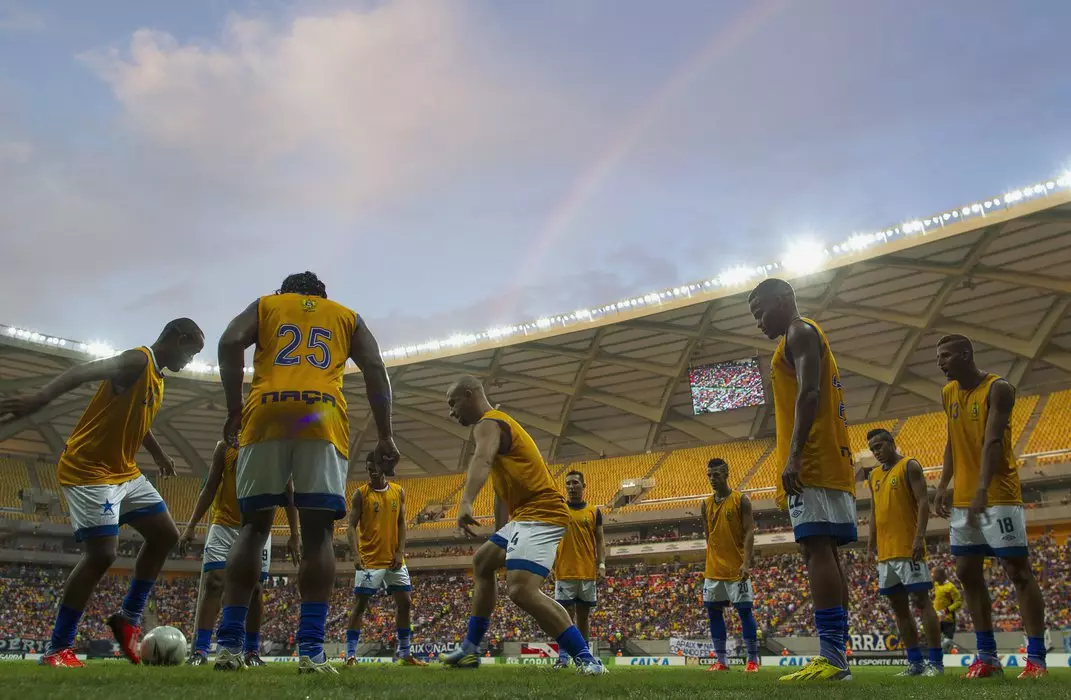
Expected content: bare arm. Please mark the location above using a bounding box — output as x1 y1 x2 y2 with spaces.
867 473 879 558
906 459 930 557
348 490 364 567
184 442 227 533
218 300 258 416
595 508 606 570
142 431 168 464
395 488 407 563
700 500 709 540
349 316 393 442
284 480 300 562
785 321 823 466
740 495 755 569
461 420 499 506
979 380 1015 494
937 434 953 491
493 494 509 531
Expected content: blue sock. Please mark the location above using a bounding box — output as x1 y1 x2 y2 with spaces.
121 579 154 626
297 602 328 661
975 630 997 663
462 616 490 655
216 605 248 652
906 646 923 667
706 603 727 665
815 607 847 669
841 608 850 653
556 625 595 664
194 628 212 654
736 604 759 662
346 629 361 658
244 631 260 654
50 604 83 651
1026 636 1046 667
928 647 944 669
558 643 571 664
397 628 412 658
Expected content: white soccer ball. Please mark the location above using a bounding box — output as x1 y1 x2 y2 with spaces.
139 625 188 666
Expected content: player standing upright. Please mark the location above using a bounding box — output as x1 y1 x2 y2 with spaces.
865 429 943 676
178 440 300 666
934 334 1047 679
214 271 398 673
0 319 204 667
439 376 605 675
748 279 855 682
552 470 605 669
700 458 759 673
344 453 426 666
932 567 962 652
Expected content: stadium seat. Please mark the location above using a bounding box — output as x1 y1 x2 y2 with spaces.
0 457 30 510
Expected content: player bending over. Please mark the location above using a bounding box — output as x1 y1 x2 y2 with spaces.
701 458 759 673
865 429 943 676
179 440 300 665
439 376 605 675
749 279 855 682
934 334 1047 679
213 271 398 674
345 453 426 666
932 567 962 652
551 470 605 669
0 319 204 667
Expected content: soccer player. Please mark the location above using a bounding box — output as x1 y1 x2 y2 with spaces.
439 376 605 675
0 319 204 667
213 271 399 673
344 453 425 666
748 279 855 682
865 428 943 676
178 440 300 666
932 567 962 652
701 458 759 673
934 334 1047 679
551 470 605 669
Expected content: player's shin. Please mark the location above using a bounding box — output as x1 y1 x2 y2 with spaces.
706 603 728 665
49 604 84 653
346 629 361 659
736 604 759 662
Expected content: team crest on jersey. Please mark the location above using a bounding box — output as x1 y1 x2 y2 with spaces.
301 298 317 312
890 477 898 487
970 402 980 419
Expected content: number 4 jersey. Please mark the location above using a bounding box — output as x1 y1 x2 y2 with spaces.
240 293 357 459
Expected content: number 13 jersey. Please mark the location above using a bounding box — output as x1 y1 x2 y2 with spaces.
240 293 357 459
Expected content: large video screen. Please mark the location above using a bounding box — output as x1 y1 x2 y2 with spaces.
688 357 765 415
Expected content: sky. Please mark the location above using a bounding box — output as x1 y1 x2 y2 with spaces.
2 0 1070 354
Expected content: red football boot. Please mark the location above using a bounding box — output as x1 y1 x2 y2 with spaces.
707 661 730 672
1017 661 1048 679
961 658 1003 679
39 648 85 668
745 660 760 673
107 613 142 665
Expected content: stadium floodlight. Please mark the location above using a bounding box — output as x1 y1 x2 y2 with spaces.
717 266 755 288
782 240 827 276
86 342 116 359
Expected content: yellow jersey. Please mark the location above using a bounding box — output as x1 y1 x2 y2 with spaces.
942 374 1020 507
770 318 854 507
240 293 357 458
554 502 601 580
58 346 164 487
481 409 569 527
868 457 923 561
704 490 745 580
356 482 404 569
933 581 963 615
210 445 241 528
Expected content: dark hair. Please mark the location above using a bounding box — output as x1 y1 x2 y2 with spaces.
866 428 893 441
707 458 729 472
158 317 202 342
565 470 585 486
747 277 794 303
278 271 327 298
937 334 973 355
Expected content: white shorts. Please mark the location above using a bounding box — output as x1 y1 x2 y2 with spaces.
877 559 932 596
236 439 348 518
63 475 167 542
555 580 597 607
787 486 857 545
950 505 1029 558
202 524 271 581
354 565 412 595
703 579 754 606
489 521 566 578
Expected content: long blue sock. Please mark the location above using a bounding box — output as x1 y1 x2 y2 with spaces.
975 630 997 664
346 629 361 658
50 604 83 652
462 616 490 655
216 605 248 652
736 604 759 662
556 625 595 664
121 579 154 626
815 607 847 669
1026 636 1046 667
558 642 571 664
194 628 212 654
906 646 923 667
928 647 944 669
397 628 412 658
244 631 260 654
706 603 727 665
297 602 328 661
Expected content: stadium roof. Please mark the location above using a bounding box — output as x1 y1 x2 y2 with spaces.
3 185 1071 477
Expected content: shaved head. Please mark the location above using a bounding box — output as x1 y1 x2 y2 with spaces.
937 334 973 356
448 375 486 396
447 375 490 427
748 277 798 339
748 277 795 303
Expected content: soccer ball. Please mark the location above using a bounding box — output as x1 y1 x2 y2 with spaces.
139 626 188 666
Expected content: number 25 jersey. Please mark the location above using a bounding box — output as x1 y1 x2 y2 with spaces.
240 293 357 459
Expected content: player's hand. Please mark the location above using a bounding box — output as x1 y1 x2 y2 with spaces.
966 488 987 528
933 484 951 519
0 392 49 424
354 557 364 571
155 453 176 479
286 534 301 565
598 563 607 580
223 411 242 447
390 551 404 570
457 501 479 538
373 437 400 476
738 564 749 582
911 538 925 562
867 546 877 562
781 454 803 497
177 528 196 556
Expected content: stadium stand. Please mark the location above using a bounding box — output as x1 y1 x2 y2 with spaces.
559 452 664 505
646 442 764 501
0 457 29 510
1026 389 1071 464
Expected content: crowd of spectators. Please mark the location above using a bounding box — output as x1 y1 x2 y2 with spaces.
688 359 765 415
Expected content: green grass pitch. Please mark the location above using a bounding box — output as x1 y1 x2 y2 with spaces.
0 662 1067 699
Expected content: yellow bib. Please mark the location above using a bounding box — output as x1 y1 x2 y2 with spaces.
482 409 568 527
942 374 1020 507
357 482 403 569
868 457 923 561
704 491 744 580
210 446 241 528
554 502 600 580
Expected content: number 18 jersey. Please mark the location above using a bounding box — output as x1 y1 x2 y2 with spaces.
240 293 357 459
